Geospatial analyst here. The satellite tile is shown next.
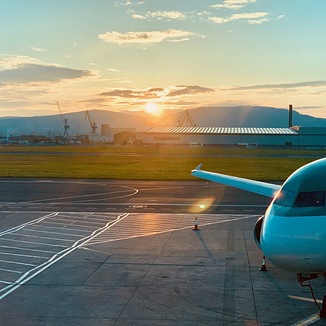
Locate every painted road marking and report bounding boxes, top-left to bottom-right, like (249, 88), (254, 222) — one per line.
(0, 211), (121, 292)
(83, 213), (256, 246)
(0, 212), (130, 300)
(0, 211), (128, 300)
(0, 212), (256, 300)
(289, 295), (322, 325)
(0, 211), (320, 324)
(291, 313), (320, 326)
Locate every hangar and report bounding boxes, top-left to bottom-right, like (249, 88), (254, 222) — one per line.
(141, 126), (326, 148)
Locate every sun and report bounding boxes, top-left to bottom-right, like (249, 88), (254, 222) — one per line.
(144, 102), (162, 117)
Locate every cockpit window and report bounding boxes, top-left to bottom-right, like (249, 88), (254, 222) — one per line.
(274, 189), (297, 207)
(294, 191), (325, 207)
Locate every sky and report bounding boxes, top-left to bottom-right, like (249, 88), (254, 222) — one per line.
(1, 0), (326, 119)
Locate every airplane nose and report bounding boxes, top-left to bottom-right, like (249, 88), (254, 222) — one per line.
(259, 212), (323, 271)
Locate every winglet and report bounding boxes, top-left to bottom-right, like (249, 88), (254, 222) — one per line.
(194, 163), (202, 171)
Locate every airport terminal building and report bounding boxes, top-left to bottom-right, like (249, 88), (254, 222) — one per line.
(141, 126), (326, 148)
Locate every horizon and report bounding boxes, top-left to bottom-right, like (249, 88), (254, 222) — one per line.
(0, 105), (321, 120)
(1, 1), (326, 119)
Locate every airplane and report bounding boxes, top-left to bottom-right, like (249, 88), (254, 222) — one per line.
(192, 158), (326, 318)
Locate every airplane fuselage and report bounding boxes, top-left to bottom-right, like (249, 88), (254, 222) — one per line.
(258, 205), (326, 272)
(257, 158), (326, 273)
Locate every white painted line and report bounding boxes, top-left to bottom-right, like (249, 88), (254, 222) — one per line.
(0, 251), (49, 259)
(0, 212), (258, 303)
(0, 259), (36, 267)
(0, 213), (129, 300)
(40, 221), (68, 226)
(0, 238), (66, 248)
(74, 202), (266, 208)
(289, 293), (322, 325)
(0, 279), (15, 284)
(21, 187), (138, 204)
(7, 233), (75, 242)
(34, 224), (91, 234)
(49, 217), (108, 226)
(86, 214), (255, 246)
(137, 186), (184, 192)
(0, 245), (56, 254)
(0, 212), (58, 237)
(291, 313), (320, 326)
(81, 190), (139, 202)
(82, 213), (93, 219)
(289, 295), (322, 304)
(0, 268), (22, 274)
(23, 228), (86, 238)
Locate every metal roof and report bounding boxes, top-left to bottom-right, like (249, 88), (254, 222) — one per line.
(144, 126), (298, 135)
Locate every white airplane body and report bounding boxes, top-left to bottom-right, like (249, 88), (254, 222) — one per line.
(191, 158), (326, 274)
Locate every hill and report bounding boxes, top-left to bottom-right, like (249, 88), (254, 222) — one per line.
(0, 106), (325, 136)
(0, 110), (148, 136)
(189, 106), (326, 128)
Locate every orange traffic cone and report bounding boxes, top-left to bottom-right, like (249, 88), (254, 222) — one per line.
(259, 256), (268, 272)
(193, 217), (200, 231)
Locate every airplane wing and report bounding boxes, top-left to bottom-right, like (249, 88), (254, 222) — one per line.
(191, 164), (281, 198)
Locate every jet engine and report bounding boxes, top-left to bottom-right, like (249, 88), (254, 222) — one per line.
(254, 216), (264, 249)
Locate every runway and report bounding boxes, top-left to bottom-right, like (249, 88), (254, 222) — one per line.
(0, 179), (325, 325)
(0, 179), (270, 214)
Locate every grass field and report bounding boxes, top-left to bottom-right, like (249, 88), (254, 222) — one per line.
(0, 145), (325, 181)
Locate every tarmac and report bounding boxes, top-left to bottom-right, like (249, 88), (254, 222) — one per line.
(0, 211), (324, 325)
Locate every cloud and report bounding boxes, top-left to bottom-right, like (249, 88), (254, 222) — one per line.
(159, 100), (198, 106)
(0, 55), (41, 70)
(297, 105), (324, 110)
(197, 11), (213, 17)
(276, 15), (285, 20)
(30, 47), (47, 52)
(133, 10), (187, 21)
(0, 55), (94, 84)
(115, 0), (144, 6)
(98, 29), (200, 44)
(247, 18), (269, 24)
(0, 64), (93, 84)
(209, 11), (269, 24)
(100, 85), (214, 100)
(100, 87), (165, 99)
(167, 85), (214, 97)
(228, 81), (326, 90)
(232, 12), (268, 20)
(211, 0), (256, 10)
(132, 14), (146, 20)
(107, 68), (119, 72)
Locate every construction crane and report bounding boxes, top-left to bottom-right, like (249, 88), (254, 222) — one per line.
(55, 101), (69, 140)
(177, 109), (197, 127)
(85, 110), (97, 134)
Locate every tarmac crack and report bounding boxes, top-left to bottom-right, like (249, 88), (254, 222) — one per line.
(113, 227), (176, 325)
(243, 220), (259, 324)
(112, 255), (158, 326)
(223, 257), (236, 323)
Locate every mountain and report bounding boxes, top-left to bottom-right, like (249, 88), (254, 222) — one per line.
(0, 110), (148, 136)
(189, 106), (326, 128)
(0, 106), (325, 136)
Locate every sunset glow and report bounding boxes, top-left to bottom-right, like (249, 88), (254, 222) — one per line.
(0, 1), (326, 118)
(144, 103), (162, 117)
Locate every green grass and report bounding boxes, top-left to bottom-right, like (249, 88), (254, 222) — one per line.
(0, 145), (324, 180)
(1, 145), (326, 156)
